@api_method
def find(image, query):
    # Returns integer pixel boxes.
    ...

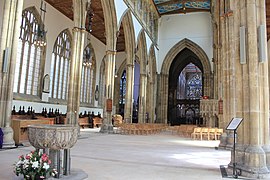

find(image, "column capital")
[106,50,117,55]
[126,63,134,68]
[72,27,87,33]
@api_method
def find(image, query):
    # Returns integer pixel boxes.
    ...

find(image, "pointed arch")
[161,38,211,76]
[137,30,148,74]
[100,0,118,50]
[119,9,136,64]
[158,38,212,124]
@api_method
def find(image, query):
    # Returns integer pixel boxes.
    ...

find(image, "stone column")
[124,63,134,123]
[0,0,24,148]
[157,73,168,124]
[66,0,89,125]
[240,0,269,177]
[66,27,86,125]
[100,50,116,133]
[138,73,147,123]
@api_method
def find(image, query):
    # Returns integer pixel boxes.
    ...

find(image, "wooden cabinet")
[11,119,53,145]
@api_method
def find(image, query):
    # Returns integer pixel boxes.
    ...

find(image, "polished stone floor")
[1,128,233,180]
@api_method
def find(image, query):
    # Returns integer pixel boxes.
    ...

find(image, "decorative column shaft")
[0,0,24,148]
[240,0,269,177]
[66,0,89,125]
[66,28,86,125]
[138,73,147,123]
[100,50,116,133]
[124,63,134,123]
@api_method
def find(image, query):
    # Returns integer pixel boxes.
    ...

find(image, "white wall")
[157,12,213,73]
[0,0,4,37]
[115,51,126,70]
[9,0,105,114]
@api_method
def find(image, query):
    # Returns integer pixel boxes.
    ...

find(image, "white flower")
[32,161,39,169]
[16,160,23,167]
[43,163,50,170]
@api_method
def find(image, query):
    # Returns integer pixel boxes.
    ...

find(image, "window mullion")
[31,46,38,95]
[51,54,57,98]
[56,56,61,99]
[24,41,32,94]
[17,42,26,93]
[61,57,66,99]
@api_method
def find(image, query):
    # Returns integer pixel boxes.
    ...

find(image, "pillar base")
[218,132,228,149]
[2,126,16,148]
[236,145,270,178]
[262,145,270,170]
[99,124,114,134]
[229,144,247,169]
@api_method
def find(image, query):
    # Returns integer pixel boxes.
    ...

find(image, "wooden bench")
[78,117,92,128]
[93,117,103,128]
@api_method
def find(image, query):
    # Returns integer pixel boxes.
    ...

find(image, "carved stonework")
[28,125,78,150]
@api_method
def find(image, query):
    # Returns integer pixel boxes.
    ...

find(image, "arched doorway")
[168,48,203,125]
[159,38,212,124]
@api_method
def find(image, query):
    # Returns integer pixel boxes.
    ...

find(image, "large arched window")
[50,29,71,100]
[80,44,96,104]
[13,7,45,96]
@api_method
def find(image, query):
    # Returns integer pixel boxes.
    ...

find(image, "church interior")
[1,0,270,179]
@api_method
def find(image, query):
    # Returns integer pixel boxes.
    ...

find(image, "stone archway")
[158,38,212,124]
[119,10,136,123]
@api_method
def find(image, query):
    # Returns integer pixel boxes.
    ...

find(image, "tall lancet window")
[80,44,96,104]
[13,7,45,96]
[50,29,71,100]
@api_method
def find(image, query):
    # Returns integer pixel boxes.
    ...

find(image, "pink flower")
[41,154,48,161]
[25,155,31,160]
[48,160,51,164]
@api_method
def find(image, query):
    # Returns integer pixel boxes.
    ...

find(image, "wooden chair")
[191,127,201,140]
[208,128,217,140]
[200,127,209,140]
[215,128,224,140]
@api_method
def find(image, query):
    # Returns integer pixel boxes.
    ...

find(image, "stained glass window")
[177,63,202,99]
[186,73,202,99]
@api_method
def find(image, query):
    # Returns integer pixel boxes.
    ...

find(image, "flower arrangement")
[14,150,57,180]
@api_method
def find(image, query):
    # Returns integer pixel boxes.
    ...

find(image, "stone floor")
[1,128,236,180]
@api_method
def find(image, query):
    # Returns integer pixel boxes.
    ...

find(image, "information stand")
[226,117,243,179]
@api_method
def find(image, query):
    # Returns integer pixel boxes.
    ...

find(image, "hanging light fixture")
[86,4,94,33]
[34,0,47,46]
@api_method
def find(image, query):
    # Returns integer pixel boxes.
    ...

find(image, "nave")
[1,128,231,180]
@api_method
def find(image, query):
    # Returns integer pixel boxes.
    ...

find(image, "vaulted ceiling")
[153,0,210,15]
[44,0,270,52]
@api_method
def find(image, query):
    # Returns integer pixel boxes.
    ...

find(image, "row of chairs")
[191,127,223,140]
[168,125,198,137]
[116,123,167,135]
